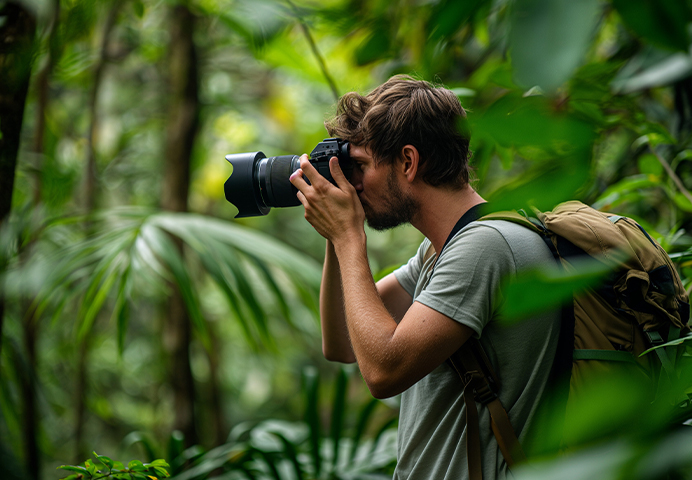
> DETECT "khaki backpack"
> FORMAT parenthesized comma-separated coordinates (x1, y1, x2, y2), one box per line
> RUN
(434, 201, 691, 480)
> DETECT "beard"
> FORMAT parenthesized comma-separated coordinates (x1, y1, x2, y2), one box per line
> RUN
(362, 168, 419, 231)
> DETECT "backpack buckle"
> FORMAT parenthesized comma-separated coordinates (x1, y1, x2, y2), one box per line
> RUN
(464, 370, 498, 405)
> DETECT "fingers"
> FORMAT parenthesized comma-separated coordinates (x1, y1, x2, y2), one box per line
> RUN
(289, 166, 310, 194)
(298, 154, 329, 188)
(329, 156, 352, 190)
(291, 154, 352, 196)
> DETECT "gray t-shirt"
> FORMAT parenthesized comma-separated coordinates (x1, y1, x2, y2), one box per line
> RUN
(392, 220, 560, 480)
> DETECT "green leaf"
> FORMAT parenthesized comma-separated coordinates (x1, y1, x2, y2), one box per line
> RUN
(128, 459, 146, 471)
(93, 452, 114, 469)
(132, 0, 144, 18)
(349, 399, 380, 462)
(195, 246, 262, 349)
(85, 459, 97, 475)
(152, 466, 170, 477)
(373, 263, 402, 282)
(612, 52, 692, 93)
(369, 417, 398, 455)
(140, 224, 210, 350)
(486, 158, 591, 213)
(113, 264, 132, 355)
(638, 153, 663, 176)
(248, 256, 293, 327)
(612, 0, 692, 52)
(303, 366, 321, 477)
(640, 334, 692, 356)
(593, 175, 662, 210)
(673, 193, 692, 213)
(78, 261, 120, 340)
(428, 0, 487, 40)
(471, 94, 595, 151)
(150, 213, 321, 286)
(251, 448, 282, 480)
(330, 367, 349, 470)
(121, 431, 158, 463)
(509, 0, 601, 92)
(58, 465, 89, 473)
(270, 432, 305, 480)
(355, 24, 391, 65)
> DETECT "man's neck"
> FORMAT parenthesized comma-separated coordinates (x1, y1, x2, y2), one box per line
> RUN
(410, 184, 486, 255)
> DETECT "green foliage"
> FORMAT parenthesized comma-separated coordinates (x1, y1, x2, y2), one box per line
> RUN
(150, 367, 398, 480)
(5, 0, 692, 479)
(3, 209, 321, 353)
(59, 451, 170, 479)
(509, 0, 601, 92)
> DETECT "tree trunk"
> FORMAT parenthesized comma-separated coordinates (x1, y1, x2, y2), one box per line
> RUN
(161, 4, 200, 447)
(0, 4, 37, 478)
(73, 1, 122, 462)
(84, 0, 121, 214)
(207, 324, 226, 446)
(32, 0, 60, 204)
(20, 305, 39, 480)
(0, 2, 34, 223)
(0, 1, 37, 356)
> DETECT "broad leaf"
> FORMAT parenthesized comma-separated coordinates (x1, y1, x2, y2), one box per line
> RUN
(509, 0, 601, 92)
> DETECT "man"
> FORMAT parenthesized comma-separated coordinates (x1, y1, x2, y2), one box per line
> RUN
(289, 75, 560, 480)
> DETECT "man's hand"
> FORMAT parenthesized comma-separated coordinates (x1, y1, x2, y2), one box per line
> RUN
(289, 154, 365, 248)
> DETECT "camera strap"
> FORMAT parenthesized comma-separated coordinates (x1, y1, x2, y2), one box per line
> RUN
(428, 202, 487, 275)
(424, 201, 526, 480)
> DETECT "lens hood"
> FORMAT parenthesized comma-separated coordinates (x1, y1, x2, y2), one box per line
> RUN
(224, 152, 270, 218)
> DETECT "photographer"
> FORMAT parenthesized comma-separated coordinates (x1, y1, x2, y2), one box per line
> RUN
(289, 75, 560, 480)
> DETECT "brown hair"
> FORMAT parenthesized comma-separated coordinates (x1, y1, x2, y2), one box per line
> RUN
(325, 75, 471, 189)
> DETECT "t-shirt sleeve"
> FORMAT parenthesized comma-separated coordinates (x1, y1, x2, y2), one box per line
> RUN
(415, 224, 517, 337)
(393, 238, 431, 298)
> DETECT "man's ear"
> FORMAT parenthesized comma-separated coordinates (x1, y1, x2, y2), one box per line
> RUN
(400, 145, 419, 183)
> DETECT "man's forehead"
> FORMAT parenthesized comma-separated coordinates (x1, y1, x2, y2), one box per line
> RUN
(349, 144, 372, 159)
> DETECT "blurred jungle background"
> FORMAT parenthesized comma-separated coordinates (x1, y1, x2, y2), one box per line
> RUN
(2, 0, 692, 478)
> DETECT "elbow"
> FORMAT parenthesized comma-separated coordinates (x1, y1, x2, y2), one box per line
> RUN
(322, 345, 357, 364)
(363, 370, 403, 399)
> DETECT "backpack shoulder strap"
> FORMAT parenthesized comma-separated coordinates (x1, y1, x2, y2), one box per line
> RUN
(478, 210, 545, 235)
(448, 339, 527, 479)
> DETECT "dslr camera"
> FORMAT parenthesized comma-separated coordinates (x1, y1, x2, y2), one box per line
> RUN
(224, 138, 352, 217)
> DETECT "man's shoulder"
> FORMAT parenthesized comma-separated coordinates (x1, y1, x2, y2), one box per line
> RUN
(446, 218, 541, 249)
(445, 219, 553, 269)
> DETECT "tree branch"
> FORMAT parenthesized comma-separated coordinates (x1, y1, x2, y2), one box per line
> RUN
(285, 0, 339, 103)
(650, 146, 692, 206)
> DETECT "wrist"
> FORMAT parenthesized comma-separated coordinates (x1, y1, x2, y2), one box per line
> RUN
(332, 229, 367, 259)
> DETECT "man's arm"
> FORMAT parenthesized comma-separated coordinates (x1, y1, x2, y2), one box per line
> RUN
(320, 241, 414, 363)
(333, 237, 473, 399)
(291, 155, 473, 398)
(320, 239, 355, 363)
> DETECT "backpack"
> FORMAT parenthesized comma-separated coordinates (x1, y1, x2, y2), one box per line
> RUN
(437, 201, 691, 480)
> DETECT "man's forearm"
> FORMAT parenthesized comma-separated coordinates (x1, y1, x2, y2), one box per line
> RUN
(319, 240, 356, 363)
(332, 239, 401, 391)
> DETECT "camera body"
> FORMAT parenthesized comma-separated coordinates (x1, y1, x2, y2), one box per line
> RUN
(224, 138, 351, 218)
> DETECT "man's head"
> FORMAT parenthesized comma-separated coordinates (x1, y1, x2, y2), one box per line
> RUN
(325, 75, 471, 190)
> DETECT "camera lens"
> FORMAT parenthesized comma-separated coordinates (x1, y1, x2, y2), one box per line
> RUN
(224, 138, 350, 218)
(257, 155, 302, 209)
(224, 152, 301, 217)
